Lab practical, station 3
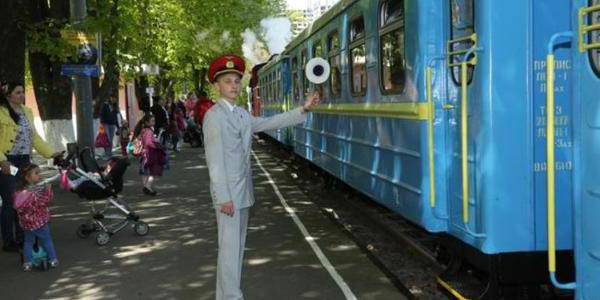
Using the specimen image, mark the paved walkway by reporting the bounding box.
[0,140,405,300]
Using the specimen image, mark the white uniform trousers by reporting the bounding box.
[216,207,249,300]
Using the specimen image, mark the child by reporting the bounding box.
[133,114,165,196]
[13,163,58,271]
[118,120,130,157]
[170,105,186,152]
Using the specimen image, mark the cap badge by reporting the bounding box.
[226,61,234,68]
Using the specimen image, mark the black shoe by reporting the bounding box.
[142,187,157,196]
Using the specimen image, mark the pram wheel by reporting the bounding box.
[76,223,94,239]
[95,231,111,246]
[133,222,150,236]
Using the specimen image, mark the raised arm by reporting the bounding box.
[250,91,321,133]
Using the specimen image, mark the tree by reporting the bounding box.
[1,0,286,148]
[26,0,74,149]
[0,0,27,84]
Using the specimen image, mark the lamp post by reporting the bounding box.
[70,0,95,151]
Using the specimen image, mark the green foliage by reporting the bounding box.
[26,20,72,62]
[23,0,285,94]
[82,0,286,94]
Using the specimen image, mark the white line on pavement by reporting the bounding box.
[252,151,358,300]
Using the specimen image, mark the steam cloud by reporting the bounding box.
[260,17,292,55]
[241,29,268,66]
[240,17,292,66]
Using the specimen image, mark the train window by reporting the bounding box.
[292,56,300,101]
[314,40,323,58]
[350,17,367,96]
[328,31,342,97]
[301,49,310,95]
[266,74,269,103]
[350,18,365,41]
[272,72,275,101]
[329,33,340,51]
[276,69,280,99]
[266,74,270,103]
[380,0,403,26]
[270,72,274,102]
[379,0,406,93]
[264,75,268,103]
[449,0,475,85]
[589,0,600,77]
[271,73,274,102]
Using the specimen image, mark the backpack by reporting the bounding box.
[132,136,143,157]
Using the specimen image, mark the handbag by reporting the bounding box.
[95,125,110,148]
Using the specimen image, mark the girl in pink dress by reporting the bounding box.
[133,114,166,196]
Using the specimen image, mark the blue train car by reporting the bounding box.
[261,0,450,235]
[258,55,293,144]
[558,1,600,299]
[252,0,600,297]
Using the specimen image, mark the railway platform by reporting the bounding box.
[0,139,406,300]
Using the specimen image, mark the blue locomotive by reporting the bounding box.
[250,0,599,298]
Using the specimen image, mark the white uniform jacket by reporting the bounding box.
[203,99,306,209]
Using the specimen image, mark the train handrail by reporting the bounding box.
[546,31,576,290]
[425,55,450,220]
[578,4,600,52]
[447,33,478,67]
[426,66,436,208]
[448,32,485,236]
[426,55,446,208]
[459,47,482,229]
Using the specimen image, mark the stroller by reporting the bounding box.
[59,143,149,246]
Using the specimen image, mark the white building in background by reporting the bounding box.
[288,0,339,36]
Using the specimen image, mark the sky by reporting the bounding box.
[286,0,310,10]
[286,0,339,10]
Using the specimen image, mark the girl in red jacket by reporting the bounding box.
[13,163,58,271]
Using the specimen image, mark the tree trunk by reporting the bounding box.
[27,0,74,150]
[191,64,200,92]
[135,76,150,112]
[198,67,208,93]
[96,0,121,108]
[91,76,101,118]
[0,0,26,83]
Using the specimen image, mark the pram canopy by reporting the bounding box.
[66,144,129,200]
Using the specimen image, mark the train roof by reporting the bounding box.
[257,54,286,74]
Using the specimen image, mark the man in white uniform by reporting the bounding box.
[203,54,320,300]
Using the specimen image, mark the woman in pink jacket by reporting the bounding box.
[13,163,58,271]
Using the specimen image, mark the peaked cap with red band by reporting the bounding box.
[208,54,245,83]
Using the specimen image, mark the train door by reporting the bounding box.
[445,0,482,242]
[572,1,600,298]
[534,0,575,255]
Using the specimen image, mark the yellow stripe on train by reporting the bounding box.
[262,102,430,120]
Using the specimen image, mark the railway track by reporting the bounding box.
[256,136,449,299]
[256,135,578,300]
